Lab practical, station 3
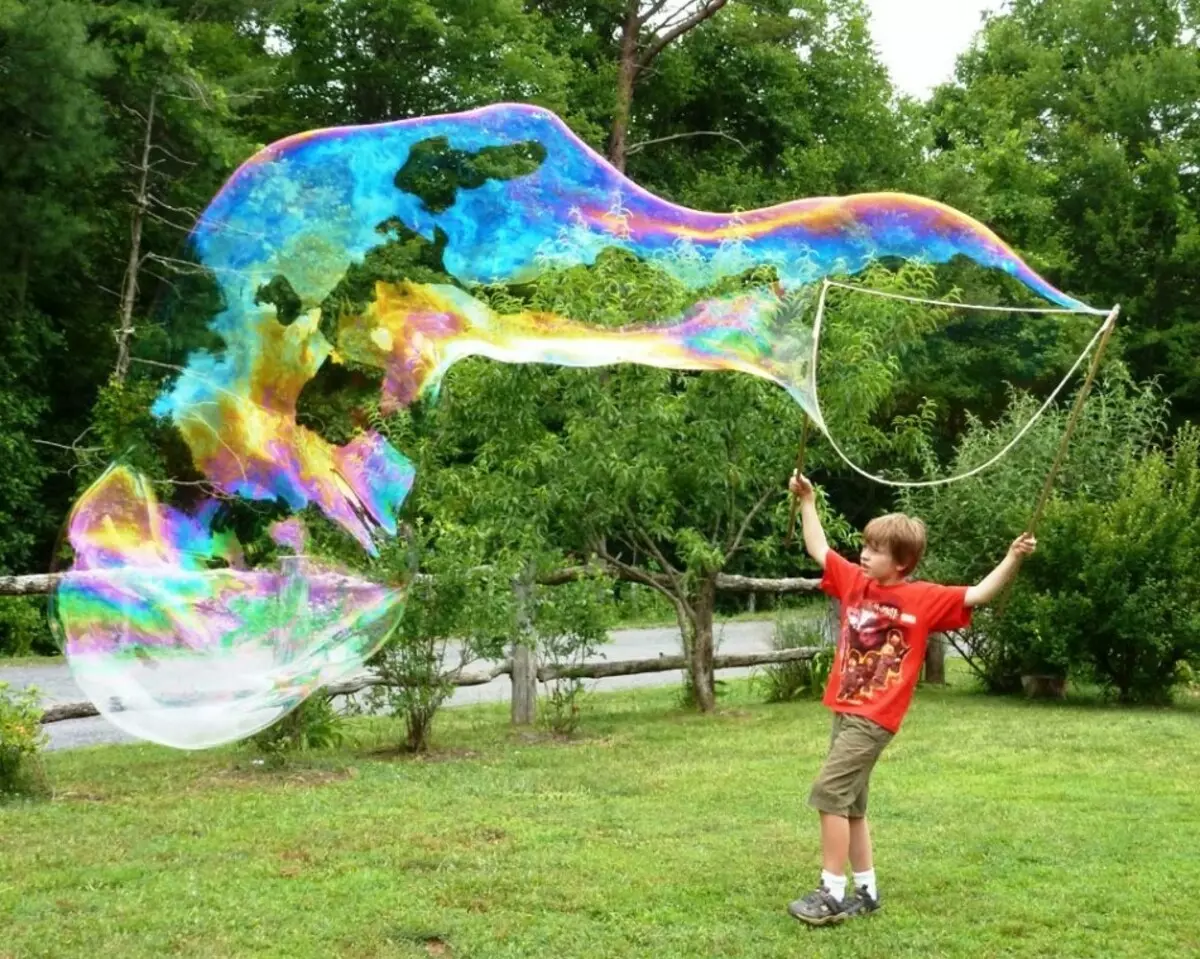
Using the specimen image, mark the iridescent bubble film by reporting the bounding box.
[53,466,403,749]
[53,103,1095,748]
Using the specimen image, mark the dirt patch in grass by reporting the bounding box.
[389,930,454,956]
[203,763,357,790]
[512,730,624,749]
[365,745,481,763]
[51,788,110,803]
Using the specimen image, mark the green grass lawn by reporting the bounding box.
[611,597,823,630]
[3,663,1199,959]
[0,654,65,667]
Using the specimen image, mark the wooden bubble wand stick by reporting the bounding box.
[784,416,811,547]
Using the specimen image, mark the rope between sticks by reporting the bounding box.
[803,279,1120,490]
[822,280,1111,316]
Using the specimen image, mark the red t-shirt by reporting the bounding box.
[820,551,972,733]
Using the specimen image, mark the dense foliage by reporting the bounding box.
[2,0,1197,710]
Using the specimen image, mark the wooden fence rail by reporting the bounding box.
[2,570,821,597]
[11,562,829,727]
[37,646,821,725]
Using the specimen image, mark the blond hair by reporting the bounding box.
[863,513,927,575]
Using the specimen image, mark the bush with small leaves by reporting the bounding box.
[249,694,346,762]
[0,680,48,798]
[366,541,514,754]
[536,577,612,736]
[0,597,55,657]
[999,427,1200,704]
[902,369,1167,693]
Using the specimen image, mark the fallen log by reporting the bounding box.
[320,661,512,698]
[39,701,100,723]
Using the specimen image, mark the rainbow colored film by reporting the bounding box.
[53,466,403,749]
[53,103,1095,749]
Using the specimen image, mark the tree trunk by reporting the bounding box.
[510,573,538,726]
[115,91,156,383]
[687,575,718,712]
[924,633,946,685]
[511,642,537,726]
[405,704,436,753]
[608,1,641,172]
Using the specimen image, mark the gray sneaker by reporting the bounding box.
[787,885,848,926]
[842,884,881,918]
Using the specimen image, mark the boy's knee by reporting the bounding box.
[807,781,852,817]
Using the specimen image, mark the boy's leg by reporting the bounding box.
[818,713,853,882]
[790,716,890,926]
[820,812,851,873]
[790,818,852,925]
[845,770,882,915]
[848,815,873,872]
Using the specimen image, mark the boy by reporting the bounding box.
[785,472,1036,926]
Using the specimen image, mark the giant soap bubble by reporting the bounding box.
[52,103,1099,749]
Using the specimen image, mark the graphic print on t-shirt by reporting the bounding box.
[834,600,918,705]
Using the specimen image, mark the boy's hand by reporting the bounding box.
[1008,532,1037,558]
[788,471,815,501]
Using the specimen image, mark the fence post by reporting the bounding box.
[924,634,946,685]
[820,599,841,646]
[510,573,537,726]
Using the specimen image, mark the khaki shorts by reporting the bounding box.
[807,713,894,818]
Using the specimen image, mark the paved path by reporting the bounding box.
[3,620,779,751]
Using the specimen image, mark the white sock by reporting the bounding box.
[820,869,847,901]
[853,868,878,901]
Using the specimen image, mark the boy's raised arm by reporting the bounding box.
[788,472,829,569]
[964,533,1037,607]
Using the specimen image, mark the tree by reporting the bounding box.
[0,0,111,312]
[88,3,263,381]
[0,1,280,577]
[386,251,951,712]
[926,0,1200,417]
[606,0,730,170]
[0,0,111,572]
[530,0,748,170]
[628,0,916,207]
[266,0,571,132]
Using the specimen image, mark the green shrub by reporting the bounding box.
[0,596,55,657]
[0,680,48,797]
[756,612,833,703]
[1176,660,1200,699]
[535,577,612,736]
[249,694,346,760]
[366,558,513,754]
[367,629,456,755]
[998,428,1200,704]
[902,369,1167,693]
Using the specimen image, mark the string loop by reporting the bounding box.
[806,280,1119,489]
